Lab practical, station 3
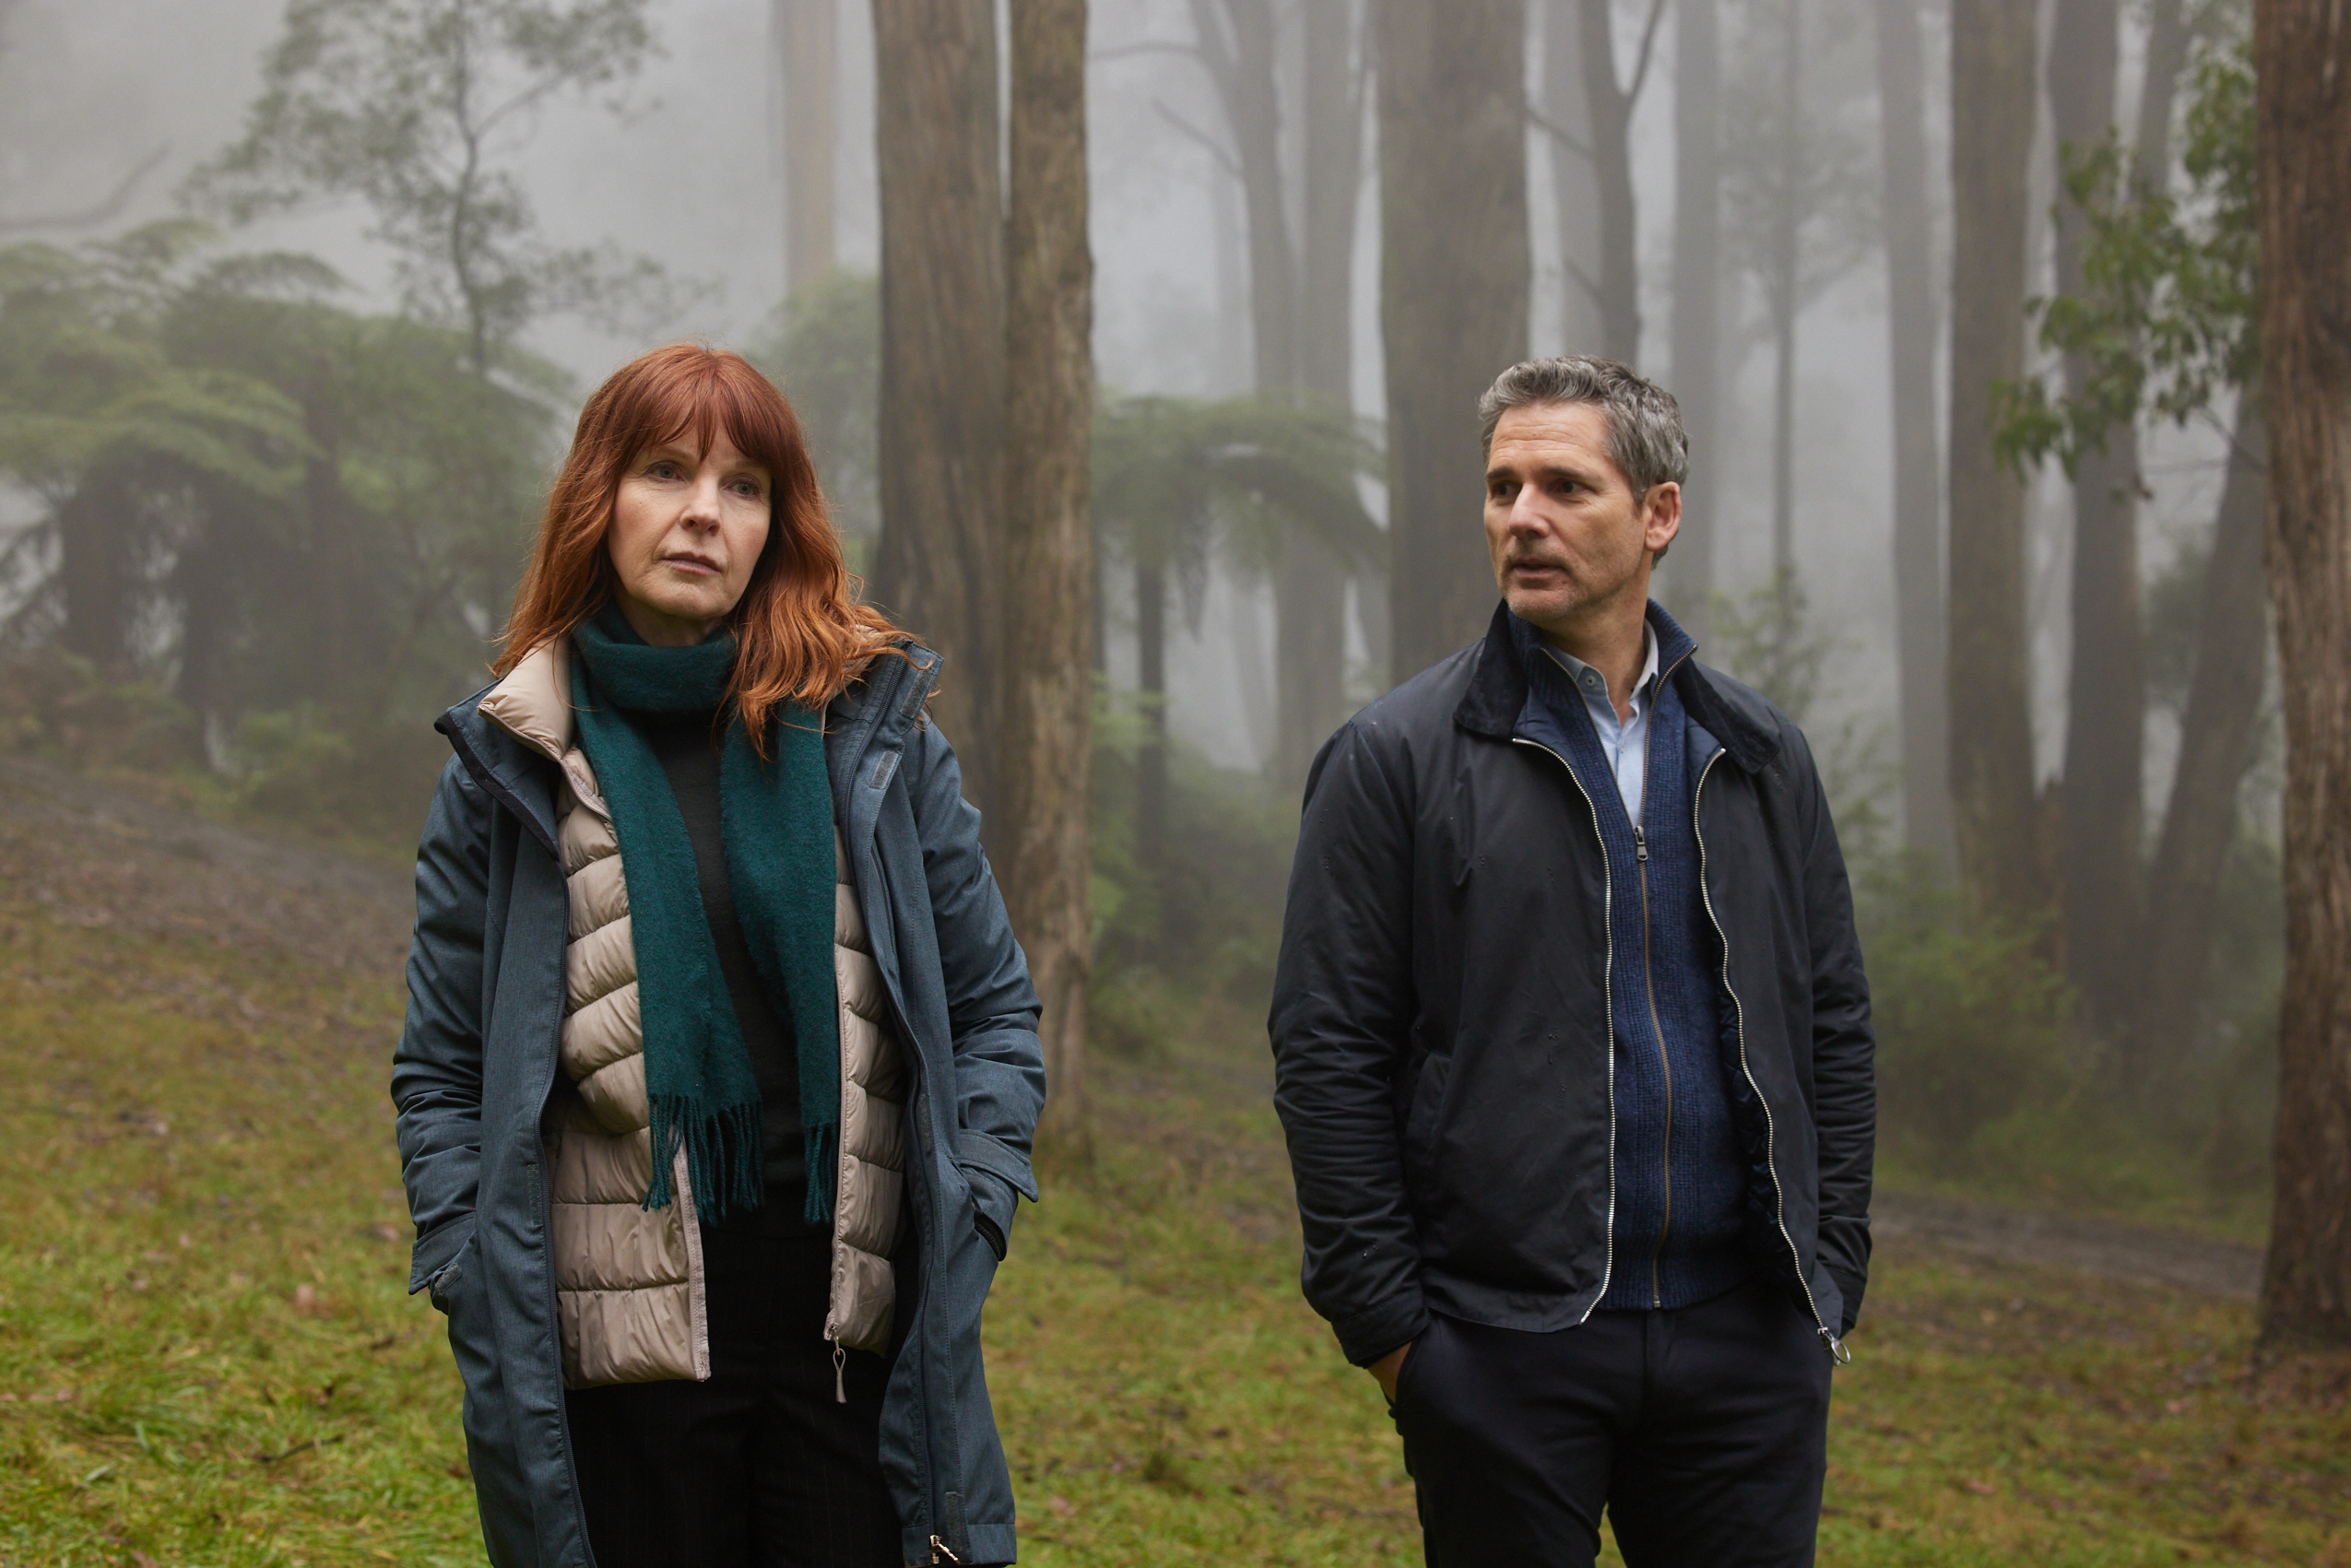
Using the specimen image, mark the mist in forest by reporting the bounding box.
[0,0,2286,1232]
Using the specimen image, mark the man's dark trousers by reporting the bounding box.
[1394,1277,1831,1568]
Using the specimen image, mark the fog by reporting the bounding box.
[0,0,2286,1222]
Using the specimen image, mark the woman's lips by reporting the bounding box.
[662,555,720,576]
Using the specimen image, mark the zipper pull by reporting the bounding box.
[930,1536,964,1563]
[1819,1326,1852,1366]
[832,1339,847,1404]
[1633,824,1648,862]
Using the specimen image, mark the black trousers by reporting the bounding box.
[564,1227,900,1568]
[1394,1275,1832,1568]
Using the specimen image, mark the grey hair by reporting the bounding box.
[1477,356,1690,496]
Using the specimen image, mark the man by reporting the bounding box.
[1270,357,1874,1567]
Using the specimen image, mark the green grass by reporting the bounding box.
[0,887,2344,1565]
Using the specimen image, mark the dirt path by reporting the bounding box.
[1872,1191,2261,1302]
[0,754,413,974]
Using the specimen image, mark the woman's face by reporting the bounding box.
[607,429,774,646]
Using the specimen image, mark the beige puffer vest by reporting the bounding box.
[478,641,908,1391]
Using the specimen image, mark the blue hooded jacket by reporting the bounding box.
[393,642,1046,1567]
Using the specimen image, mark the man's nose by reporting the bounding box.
[1507,488,1549,534]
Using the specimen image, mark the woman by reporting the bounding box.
[394,343,1046,1568]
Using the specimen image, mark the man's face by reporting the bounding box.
[1483,401,1680,638]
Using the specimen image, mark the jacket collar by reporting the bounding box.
[1454,598,1778,773]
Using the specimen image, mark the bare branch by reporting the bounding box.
[0,145,170,237]
[1625,0,1672,103]
[1527,105,1593,161]
[1156,100,1243,179]
[1088,39,1197,64]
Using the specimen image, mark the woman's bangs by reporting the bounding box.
[634,360,799,487]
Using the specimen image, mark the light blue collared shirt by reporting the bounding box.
[1542,628,1660,824]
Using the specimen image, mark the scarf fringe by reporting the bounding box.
[803,1123,838,1225]
[644,1096,766,1220]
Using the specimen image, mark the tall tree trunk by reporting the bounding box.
[1302,0,1363,407]
[1766,0,1801,598]
[1135,560,1169,870]
[1944,0,2043,921]
[1576,0,1641,363]
[870,0,1003,798]
[1666,0,1719,634]
[778,0,837,296]
[56,474,131,670]
[2050,0,2142,1029]
[999,0,1094,1136]
[1275,0,1365,787]
[2254,0,2351,1349]
[2132,406,2268,1109]
[1192,0,1297,394]
[1378,0,1531,679]
[1542,0,1606,354]
[1194,0,1350,791]
[2132,0,2190,187]
[1873,0,1954,870]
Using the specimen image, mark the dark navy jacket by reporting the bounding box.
[1270,602,1875,1366]
[393,643,1045,1567]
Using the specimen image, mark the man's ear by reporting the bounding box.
[1642,481,1684,558]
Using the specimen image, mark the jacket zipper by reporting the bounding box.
[1691,748,1849,1364]
[1633,815,1673,1309]
[1510,736,1616,1320]
[1628,656,1683,1309]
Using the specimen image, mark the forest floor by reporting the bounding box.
[0,754,2345,1566]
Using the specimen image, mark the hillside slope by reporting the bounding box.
[0,759,2341,1566]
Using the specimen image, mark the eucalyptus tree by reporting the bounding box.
[2253,0,2351,1349]
[190,0,675,378]
[1377,0,1530,680]
[1944,0,2042,922]
[1872,0,1952,868]
[1995,41,2262,1112]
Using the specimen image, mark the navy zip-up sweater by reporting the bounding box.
[1512,608,1750,1310]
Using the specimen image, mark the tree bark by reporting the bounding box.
[2049,0,2144,1029]
[1873,0,1954,870]
[1944,0,2044,921]
[2254,0,2351,1348]
[778,0,837,297]
[1666,0,1719,633]
[1378,0,1531,679]
[1576,0,1642,363]
[998,0,1095,1136]
[870,0,1003,799]
[2132,405,2268,1109]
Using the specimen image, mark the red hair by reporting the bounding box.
[497,342,903,740]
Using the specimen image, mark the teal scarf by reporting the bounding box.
[569,606,840,1224]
